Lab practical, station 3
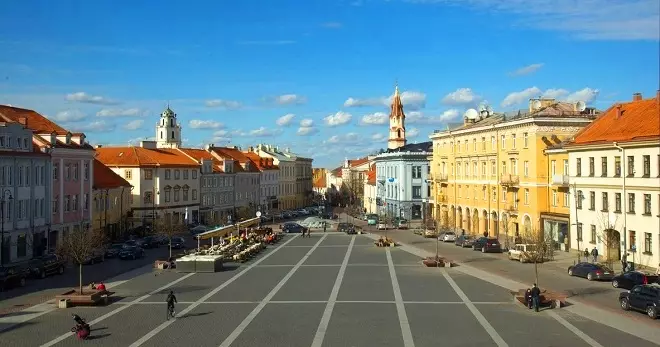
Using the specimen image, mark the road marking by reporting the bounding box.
[441,269,509,347]
[547,310,604,347]
[0,301,56,333]
[311,235,355,347]
[219,234,329,347]
[128,233,302,347]
[386,248,416,347]
[118,299,513,305]
[40,272,195,347]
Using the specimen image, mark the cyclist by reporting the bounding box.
[166,290,177,317]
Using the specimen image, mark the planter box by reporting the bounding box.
[176,255,224,273]
[55,289,105,307]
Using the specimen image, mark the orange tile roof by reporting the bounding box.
[331,166,343,178]
[177,148,224,173]
[366,164,376,185]
[243,152,279,171]
[93,159,132,190]
[210,147,260,172]
[569,96,659,146]
[313,168,327,188]
[95,146,199,168]
[349,157,370,168]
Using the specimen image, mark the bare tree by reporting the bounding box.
[518,226,547,287]
[56,222,106,294]
[155,219,186,259]
[501,217,512,250]
[596,212,621,270]
[471,214,479,236]
[445,213,456,232]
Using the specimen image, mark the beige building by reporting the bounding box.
[92,159,132,241]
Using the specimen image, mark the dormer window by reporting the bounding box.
[65,133,71,144]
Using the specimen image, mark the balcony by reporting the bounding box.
[504,205,519,215]
[499,174,520,187]
[434,173,448,182]
[551,174,569,187]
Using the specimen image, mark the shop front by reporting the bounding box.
[541,213,570,252]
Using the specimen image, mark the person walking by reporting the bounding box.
[530,283,541,312]
[621,253,628,273]
[583,248,589,261]
[591,247,598,263]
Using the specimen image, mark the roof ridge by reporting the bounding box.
[131,146,141,166]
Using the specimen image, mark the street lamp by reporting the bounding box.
[152,188,160,232]
[1,189,14,268]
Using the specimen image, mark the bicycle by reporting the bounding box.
[166,303,176,320]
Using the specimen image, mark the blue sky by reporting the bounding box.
[0,0,658,168]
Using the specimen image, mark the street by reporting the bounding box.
[1,232,657,347]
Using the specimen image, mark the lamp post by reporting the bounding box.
[152,188,159,233]
[571,182,584,262]
[1,189,14,268]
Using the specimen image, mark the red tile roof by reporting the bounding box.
[243,152,279,171]
[569,96,660,146]
[95,147,199,168]
[210,147,260,172]
[313,168,326,188]
[93,159,132,190]
[177,148,224,173]
[331,166,343,178]
[349,157,369,168]
[366,164,376,185]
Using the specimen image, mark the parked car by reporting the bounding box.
[170,237,186,249]
[454,235,474,247]
[123,240,138,248]
[337,223,355,234]
[619,284,660,319]
[119,246,145,260]
[367,214,378,226]
[281,222,306,233]
[0,267,27,291]
[424,230,437,238]
[377,221,388,230]
[27,254,66,279]
[472,237,502,253]
[81,249,105,265]
[442,232,457,242]
[612,271,659,289]
[567,262,615,281]
[139,236,160,249]
[105,244,124,258]
[508,244,540,263]
[396,218,409,229]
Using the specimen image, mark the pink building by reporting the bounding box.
[0,106,95,250]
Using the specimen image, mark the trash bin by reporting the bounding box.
[58,299,69,309]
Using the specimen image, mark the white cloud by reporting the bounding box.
[407,128,420,138]
[297,126,319,136]
[510,63,544,76]
[441,88,482,106]
[344,90,427,110]
[96,108,142,117]
[324,111,352,127]
[65,92,119,105]
[189,119,224,129]
[359,112,388,125]
[213,130,229,137]
[403,0,659,40]
[276,114,295,126]
[300,118,314,127]
[326,132,361,144]
[123,120,144,130]
[543,89,570,99]
[234,127,281,137]
[274,94,307,105]
[406,109,461,124]
[66,120,115,133]
[371,133,386,141]
[501,87,542,108]
[205,99,242,109]
[50,110,87,122]
[566,88,600,103]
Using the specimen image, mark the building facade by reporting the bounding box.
[0,120,51,264]
[207,146,260,221]
[92,159,132,241]
[363,165,377,214]
[244,150,279,214]
[293,154,313,208]
[312,168,327,196]
[253,144,297,210]
[565,92,660,270]
[429,99,598,243]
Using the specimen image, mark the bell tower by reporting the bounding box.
[156,105,182,148]
[388,84,407,149]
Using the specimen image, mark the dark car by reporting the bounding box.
[170,237,185,249]
[105,244,124,258]
[281,222,306,233]
[138,236,160,249]
[27,254,66,279]
[337,223,355,234]
[119,246,145,260]
[567,262,615,281]
[612,271,659,290]
[619,284,660,319]
[455,235,474,247]
[0,267,27,291]
[123,240,138,248]
[81,249,105,265]
[472,237,501,253]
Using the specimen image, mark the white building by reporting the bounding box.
[243,149,279,214]
[253,144,297,210]
[207,146,260,221]
[156,107,182,149]
[566,92,660,270]
[363,165,377,214]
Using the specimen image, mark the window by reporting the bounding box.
[491,161,496,176]
[473,139,477,151]
[183,170,189,179]
[524,189,529,205]
[144,192,153,204]
[144,169,153,180]
[563,159,569,175]
[501,161,506,175]
[64,195,70,212]
[614,156,621,177]
[601,157,607,176]
[615,193,622,212]
[491,136,495,149]
[52,197,58,213]
[17,167,23,186]
[165,170,171,179]
[589,191,595,210]
[481,137,486,150]
[644,233,652,253]
[602,192,608,211]
[551,160,556,176]
[124,170,132,179]
[164,190,171,202]
[84,162,89,180]
[65,164,71,180]
[192,189,197,200]
[500,135,505,149]
[492,188,497,201]
[588,157,594,176]
[552,190,557,206]
[627,156,634,176]
[412,166,421,179]
[563,191,570,207]
[577,223,583,241]
[72,195,78,211]
[629,231,636,251]
[524,161,529,177]
[590,225,596,244]
[16,234,26,258]
[481,162,486,175]
[482,187,487,200]
[576,158,582,176]
[411,186,422,199]
[644,194,651,215]
[174,170,180,179]
[511,159,518,174]
[511,134,517,149]
[643,155,650,177]
[577,190,583,209]
[183,189,189,201]
[523,133,529,147]
[628,193,635,213]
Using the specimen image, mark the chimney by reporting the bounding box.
[615,104,623,119]
[95,144,103,149]
[632,92,642,101]
[249,146,254,152]
[18,117,27,127]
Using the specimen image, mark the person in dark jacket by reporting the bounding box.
[524,288,532,309]
[530,283,541,312]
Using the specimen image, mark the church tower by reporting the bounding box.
[388,84,407,149]
[156,106,182,149]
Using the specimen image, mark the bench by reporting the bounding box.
[55,290,115,308]
[514,289,567,309]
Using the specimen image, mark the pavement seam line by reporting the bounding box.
[440,269,509,347]
[547,310,604,347]
[218,233,329,347]
[386,248,416,347]
[311,235,356,347]
[39,272,195,347]
[127,233,302,347]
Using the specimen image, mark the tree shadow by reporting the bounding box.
[181,311,212,318]
[87,333,111,340]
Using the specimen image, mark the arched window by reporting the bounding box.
[397,129,402,138]
[160,131,163,139]
[171,131,175,139]
[170,119,173,127]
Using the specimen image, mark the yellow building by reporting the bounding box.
[92,159,133,241]
[429,98,597,244]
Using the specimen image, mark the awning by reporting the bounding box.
[195,217,261,240]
